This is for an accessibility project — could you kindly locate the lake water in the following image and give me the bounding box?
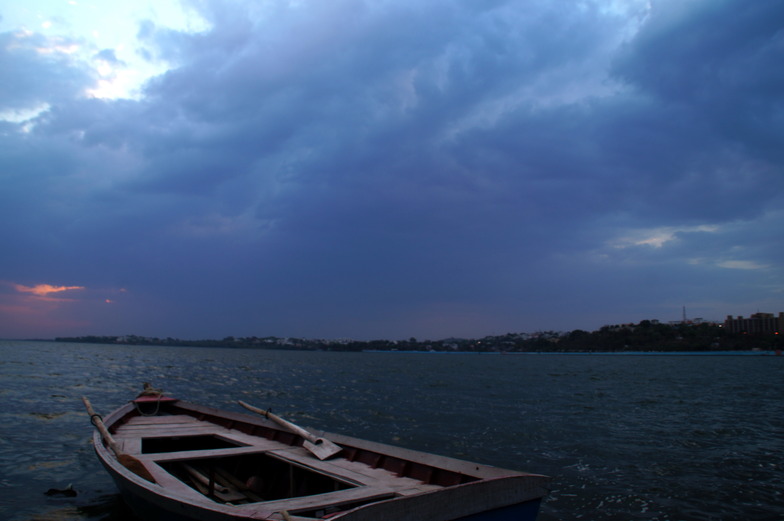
[1,340,782,521]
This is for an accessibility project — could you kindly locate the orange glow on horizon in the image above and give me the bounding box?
[14,283,85,297]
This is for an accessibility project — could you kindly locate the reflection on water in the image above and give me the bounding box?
[1,340,783,521]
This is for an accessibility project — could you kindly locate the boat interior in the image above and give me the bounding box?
[109,399,481,518]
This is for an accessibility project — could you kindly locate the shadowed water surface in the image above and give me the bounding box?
[1,341,782,520]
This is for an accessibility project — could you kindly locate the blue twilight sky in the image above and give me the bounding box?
[1,0,783,341]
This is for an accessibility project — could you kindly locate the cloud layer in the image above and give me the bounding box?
[2,0,783,339]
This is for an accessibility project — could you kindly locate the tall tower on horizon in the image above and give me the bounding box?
[682,306,687,322]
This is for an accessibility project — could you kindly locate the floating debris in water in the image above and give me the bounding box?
[44,484,77,497]
[30,412,67,420]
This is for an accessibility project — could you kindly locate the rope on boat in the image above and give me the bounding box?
[134,382,165,416]
[134,395,163,416]
[137,382,164,397]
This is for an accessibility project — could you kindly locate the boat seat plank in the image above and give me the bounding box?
[117,418,223,431]
[114,415,294,459]
[265,447,435,493]
[327,431,522,480]
[235,485,397,514]
[213,430,281,448]
[139,445,277,463]
[117,425,232,438]
[116,415,277,448]
[116,438,142,455]
[322,457,434,488]
[124,415,203,426]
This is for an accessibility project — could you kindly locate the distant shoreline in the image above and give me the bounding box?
[5,318,782,353]
[3,339,781,356]
[362,349,782,356]
[19,319,784,353]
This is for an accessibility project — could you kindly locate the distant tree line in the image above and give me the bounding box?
[54,320,781,352]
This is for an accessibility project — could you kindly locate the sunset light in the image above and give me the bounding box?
[14,284,85,297]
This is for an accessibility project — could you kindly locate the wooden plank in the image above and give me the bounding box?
[217,432,283,450]
[114,433,282,452]
[118,419,219,430]
[213,467,265,502]
[142,462,214,504]
[324,430,528,480]
[120,419,229,430]
[233,485,397,515]
[140,445,271,463]
[118,424,262,443]
[124,415,202,426]
[116,438,142,455]
[216,429,275,445]
[117,425,228,437]
[182,463,231,495]
[180,464,249,503]
[121,423,207,430]
[324,457,427,487]
[114,415,293,461]
[266,446,431,492]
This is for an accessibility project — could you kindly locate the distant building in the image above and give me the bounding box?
[724,312,784,334]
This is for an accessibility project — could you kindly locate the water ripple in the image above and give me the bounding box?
[1,341,783,521]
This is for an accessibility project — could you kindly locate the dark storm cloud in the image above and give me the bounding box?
[1,0,782,339]
[615,1,784,116]
[610,0,784,212]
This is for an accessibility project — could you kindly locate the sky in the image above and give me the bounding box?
[1,0,783,341]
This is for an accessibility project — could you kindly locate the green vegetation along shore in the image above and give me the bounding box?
[55,320,781,352]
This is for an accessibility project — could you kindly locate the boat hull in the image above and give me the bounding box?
[105,471,544,521]
[90,398,549,521]
[105,470,543,521]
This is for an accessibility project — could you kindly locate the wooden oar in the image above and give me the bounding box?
[238,400,342,460]
[81,397,155,483]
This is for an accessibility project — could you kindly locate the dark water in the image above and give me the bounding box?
[1,340,782,521]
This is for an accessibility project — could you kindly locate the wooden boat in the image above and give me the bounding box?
[84,392,549,521]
